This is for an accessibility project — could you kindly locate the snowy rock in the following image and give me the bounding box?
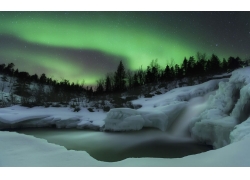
[191,67,250,148]
[139,101,187,131]
[230,84,250,123]
[191,116,237,148]
[104,102,187,132]
[103,108,144,131]
[230,117,250,143]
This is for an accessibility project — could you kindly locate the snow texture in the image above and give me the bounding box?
[0,105,106,130]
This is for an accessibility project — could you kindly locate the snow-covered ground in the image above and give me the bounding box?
[1,129,250,166]
[1,67,250,166]
[0,105,106,130]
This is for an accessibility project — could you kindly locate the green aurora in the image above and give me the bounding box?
[0,12,249,85]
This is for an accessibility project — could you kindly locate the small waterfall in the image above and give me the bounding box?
[168,91,214,137]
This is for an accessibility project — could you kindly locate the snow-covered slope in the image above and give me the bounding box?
[1,130,250,167]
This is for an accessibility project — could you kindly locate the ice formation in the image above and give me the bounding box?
[191,67,250,148]
[104,79,227,132]
[103,102,187,131]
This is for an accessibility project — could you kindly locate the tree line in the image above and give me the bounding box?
[94,53,249,95]
[0,63,85,107]
[0,52,249,107]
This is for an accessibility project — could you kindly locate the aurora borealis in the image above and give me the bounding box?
[0,11,250,85]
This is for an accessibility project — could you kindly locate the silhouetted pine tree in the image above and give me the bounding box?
[187,56,195,77]
[194,53,206,76]
[105,75,112,93]
[40,73,47,84]
[126,69,133,89]
[132,72,140,87]
[114,61,126,92]
[227,56,243,71]
[145,66,152,84]
[4,63,15,76]
[137,66,145,86]
[30,74,39,82]
[222,58,228,72]
[181,57,188,77]
[210,54,221,74]
[13,72,31,104]
[163,65,170,81]
[175,64,183,79]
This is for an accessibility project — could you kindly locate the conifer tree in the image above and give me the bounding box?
[114,61,126,92]
[181,57,188,77]
[105,75,112,93]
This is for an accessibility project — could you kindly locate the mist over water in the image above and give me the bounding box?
[168,91,215,137]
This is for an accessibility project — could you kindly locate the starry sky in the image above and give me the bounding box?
[0,11,250,85]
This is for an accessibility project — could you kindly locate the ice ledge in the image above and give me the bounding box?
[103,101,187,131]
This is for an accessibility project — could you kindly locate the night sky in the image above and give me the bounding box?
[0,11,250,85]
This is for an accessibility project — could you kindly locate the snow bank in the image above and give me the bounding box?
[1,130,250,166]
[132,78,227,109]
[191,67,250,148]
[0,105,106,130]
[0,131,104,167]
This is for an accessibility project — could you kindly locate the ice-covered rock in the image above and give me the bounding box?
[230,117,250,143]
[104,102,187,131]
[139,101,187,131]
[103,108,144,131]
[191,116,237,148]
[191,67,250,148]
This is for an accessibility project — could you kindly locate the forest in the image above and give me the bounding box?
[0,52,249,109]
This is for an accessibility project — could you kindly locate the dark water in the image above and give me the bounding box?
[13,127,213,162]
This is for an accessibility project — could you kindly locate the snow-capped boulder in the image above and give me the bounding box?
[103,108,144,131]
